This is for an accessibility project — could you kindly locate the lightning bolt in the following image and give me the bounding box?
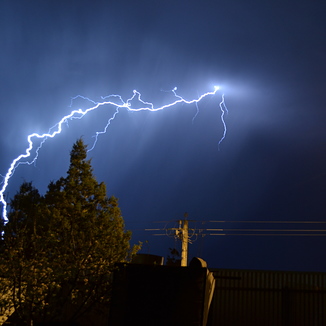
[0,86,226,222]
[218,94,228,150]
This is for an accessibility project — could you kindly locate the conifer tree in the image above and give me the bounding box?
[0,139,140,324]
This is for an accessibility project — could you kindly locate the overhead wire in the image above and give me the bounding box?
[142,219,326,237]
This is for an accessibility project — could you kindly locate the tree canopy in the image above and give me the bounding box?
[0,139,140,325]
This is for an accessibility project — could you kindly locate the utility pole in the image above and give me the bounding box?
[178,213,189,266]
[145,212,195,266]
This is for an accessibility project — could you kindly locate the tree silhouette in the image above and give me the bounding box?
[0,139,140,325]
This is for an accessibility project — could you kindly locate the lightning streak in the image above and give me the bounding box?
[218,94,228,150]
[0,86,226,222]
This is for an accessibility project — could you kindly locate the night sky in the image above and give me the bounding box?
[1,1,326,272]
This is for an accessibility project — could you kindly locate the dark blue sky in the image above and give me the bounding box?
[1,0,326,272]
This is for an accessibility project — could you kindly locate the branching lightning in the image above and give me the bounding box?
[0,86,227,222]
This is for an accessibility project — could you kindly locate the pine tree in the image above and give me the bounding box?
[0,139,140,324]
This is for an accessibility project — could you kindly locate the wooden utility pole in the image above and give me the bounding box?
[179,216,189,266]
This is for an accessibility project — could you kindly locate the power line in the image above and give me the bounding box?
[143,220,326,236]
[206,228,326,232]
[208,220,326,224]
[209,233,326,236]
[142,216,326,264]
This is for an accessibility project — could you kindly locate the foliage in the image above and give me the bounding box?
[0,139,140,324]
